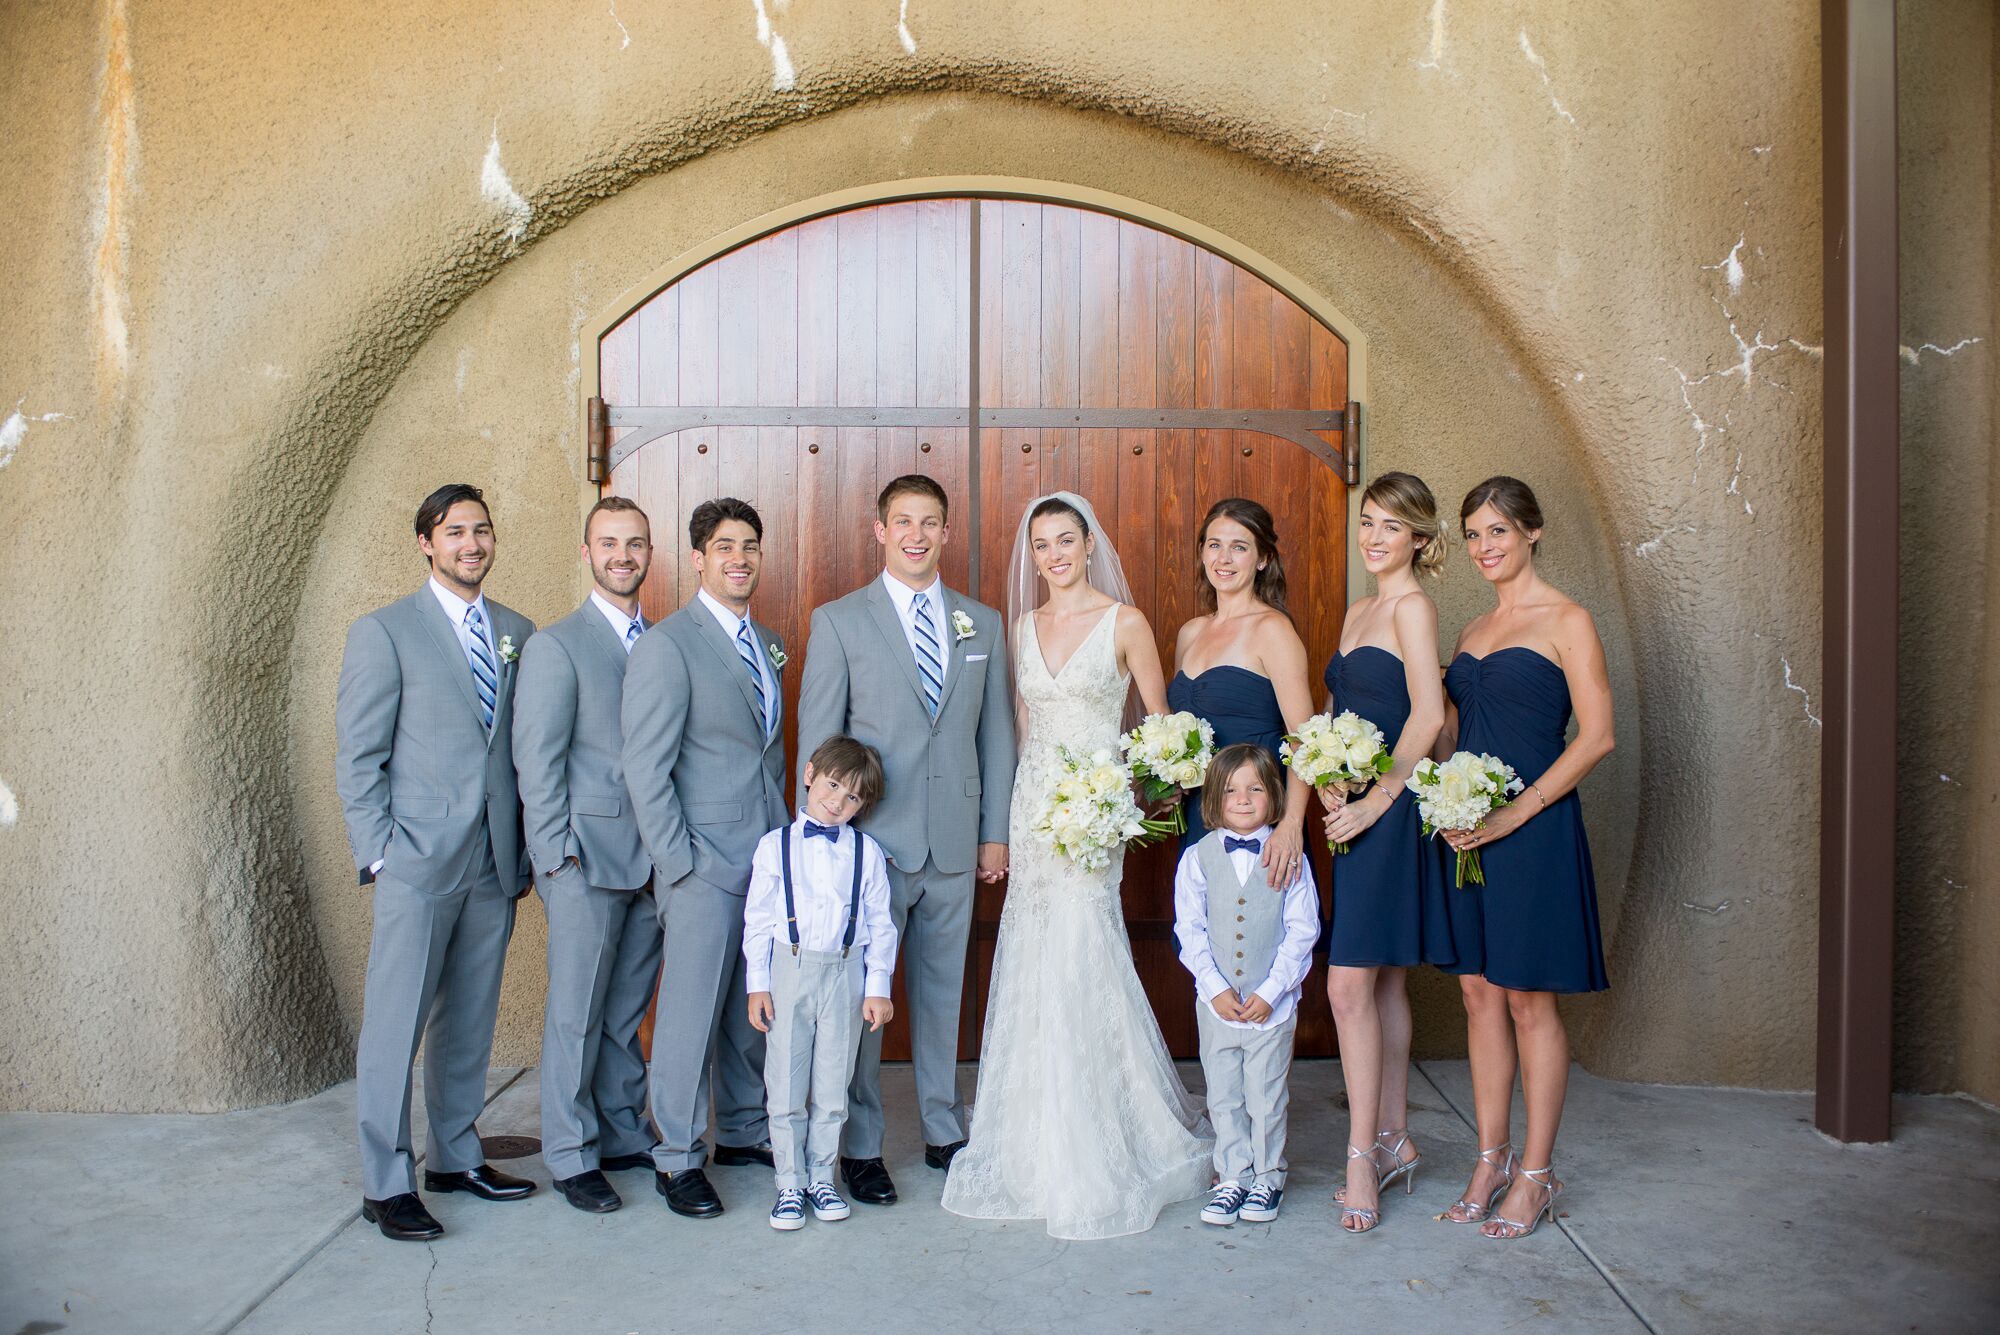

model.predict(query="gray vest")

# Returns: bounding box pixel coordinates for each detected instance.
[1197,830,1286,992]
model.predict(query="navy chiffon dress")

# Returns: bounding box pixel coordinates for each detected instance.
[1438,648,1609,993]
[1322,647,1458,968]
[1166,665,1287,847]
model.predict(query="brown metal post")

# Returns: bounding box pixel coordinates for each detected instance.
[1817,0,1897,1143]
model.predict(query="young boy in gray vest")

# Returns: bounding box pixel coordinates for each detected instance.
[744,736,898,1230]
[1173,743,1322,1225]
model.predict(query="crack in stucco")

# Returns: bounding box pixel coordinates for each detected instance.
[0,776,18,828]
[480,124,534,244]
[1682,899,1731,914]
[1899,336,1984,365]
[1702,233,1747,294]
[1414,0,1448,72]
[898,0,917,55]
[609,1,630,49]
[752,0,798,91]
[1780,655,1822,728]
[0,403,66,471]
[1517,28,1577,126]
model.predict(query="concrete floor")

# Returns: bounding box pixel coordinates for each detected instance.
[4,1062,1995,1335]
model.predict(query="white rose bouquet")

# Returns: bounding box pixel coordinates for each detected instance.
[1280,711,1392,853]
[1120,710,1215,837]
[1031,745,1153,873]
[1409,751,1525,887]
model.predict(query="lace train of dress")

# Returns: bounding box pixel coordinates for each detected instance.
[940,605,1214,1240]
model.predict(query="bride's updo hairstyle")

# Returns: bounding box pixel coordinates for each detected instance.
[1459,475,1545,554]
[1197,497,1289,615]
[1028,494,1092,540]
[1362,471,1448,579]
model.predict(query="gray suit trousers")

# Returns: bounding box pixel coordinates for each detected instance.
[538,871,663,1179]
[842,856,973,1158]
[765,948,863,1189]
[647,875,768,1171]
[1196,1005,1298,1190]
[355,868,517,1199]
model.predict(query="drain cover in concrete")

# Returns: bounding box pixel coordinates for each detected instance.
[480,1135,541,1160]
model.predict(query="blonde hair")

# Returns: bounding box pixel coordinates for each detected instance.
[1362,471,1447,579]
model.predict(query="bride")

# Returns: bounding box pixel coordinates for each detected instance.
[940,492,1214,1240]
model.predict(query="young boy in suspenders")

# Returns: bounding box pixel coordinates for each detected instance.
[744,736,898,1230]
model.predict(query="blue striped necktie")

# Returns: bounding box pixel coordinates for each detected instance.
[624,619,642,653]
[911,594,943,719]
[734,619,771,736]
[464,604,498,732]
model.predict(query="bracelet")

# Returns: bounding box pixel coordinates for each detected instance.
[1531,783,1548,811]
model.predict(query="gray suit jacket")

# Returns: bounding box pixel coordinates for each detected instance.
[621,599,788,894]
[795,578,1015,875]
[335,586,536,893]
[511,600,651,892]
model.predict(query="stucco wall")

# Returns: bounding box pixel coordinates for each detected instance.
[0,0,1917,1111]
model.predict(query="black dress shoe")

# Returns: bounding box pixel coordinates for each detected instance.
[711,1140,776,1168]
[423,1163,537,1201]
[553,1169,622,1213]
[361,1192,444,1241]
[925,1140,968,1170]
[655,1168,725,1218]
[839,1156,898,1205]
[598,1150,658,1173]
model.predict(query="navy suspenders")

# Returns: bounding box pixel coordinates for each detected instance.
[779,823,866,958]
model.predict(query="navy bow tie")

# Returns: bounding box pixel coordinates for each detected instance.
[1224,836,1262,855]
[803,820,840,842]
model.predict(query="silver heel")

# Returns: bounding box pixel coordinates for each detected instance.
[1339,1144,1382,1234]
[1483,1163,1562,1240]
[1375,1128,1422,1195]
[1440,1143,1514,1224]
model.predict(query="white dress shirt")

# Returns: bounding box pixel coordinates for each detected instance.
[697,587,778,733]
[879,570,951,691]
[1172,823,1322,1030]
[590,589,644,652]
[744,812,898,999]
[429,576,497,662]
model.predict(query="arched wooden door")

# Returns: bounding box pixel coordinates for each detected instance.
[599,197,1353,1060]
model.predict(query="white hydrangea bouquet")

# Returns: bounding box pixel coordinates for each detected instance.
[1120,710,1215,837]
[1280,711,1393,853]
[1409,752,1525,887]
[1031,745,1152,872]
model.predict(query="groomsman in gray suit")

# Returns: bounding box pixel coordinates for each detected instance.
[623,497,788,1218]
[335,483,539,1242]
[795,474,1015,1206]
[512,496,663,1214]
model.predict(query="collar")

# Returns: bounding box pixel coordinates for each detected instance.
[590,589,643,638]
[697,587,753,638]
[1220,823,1274,847]
[428,576,489,630]
[880,569,945,621]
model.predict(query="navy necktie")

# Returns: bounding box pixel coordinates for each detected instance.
[803,820,840,842]
[1224,836,1262,855]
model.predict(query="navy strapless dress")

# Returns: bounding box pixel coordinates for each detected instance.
[1438,648,1609,993]
[1322,647,1458,968]
[1166,666,1287,847]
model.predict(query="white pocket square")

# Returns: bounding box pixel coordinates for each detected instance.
[966,653,989,661]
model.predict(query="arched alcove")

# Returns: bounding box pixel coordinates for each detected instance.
[287,96,1637,1076]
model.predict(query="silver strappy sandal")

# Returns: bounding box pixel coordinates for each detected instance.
[1340,1144,1383,1234]
[1335,1128,1422,1204]
[1483,1163,1562,1239]
[1440,1143,1515,1223]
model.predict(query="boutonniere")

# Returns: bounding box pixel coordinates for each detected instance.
[767,643,788,670]
[497,634,519,664]
[951,609,976,643]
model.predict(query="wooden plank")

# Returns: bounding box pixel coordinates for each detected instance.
[917,198,971,593]
[1154,232,1199,671]
[675,259,721,607]
[1078,209,1123,585]
[794,215,840,641]
[755,225,801,753]
[875,201,921,486]
[1038,201,1081,496]
[1192,247,1235,523]
[835,205,880,599]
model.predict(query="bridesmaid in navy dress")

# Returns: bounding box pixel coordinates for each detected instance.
[1316,473,1454,1233]
[1434,477,1614,1241]
[1166,499,1317,892]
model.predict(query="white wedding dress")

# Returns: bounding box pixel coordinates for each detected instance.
[940,605,1214,1240]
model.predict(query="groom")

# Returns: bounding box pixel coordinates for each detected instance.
[796,473,1015,1205]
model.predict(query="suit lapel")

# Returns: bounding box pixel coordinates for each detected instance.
[933,587,972,720]
[486,607,518,749]
[865,580,933,720]
[577,601,630,676]
[414,588,488,732]
[685,601,768,734]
